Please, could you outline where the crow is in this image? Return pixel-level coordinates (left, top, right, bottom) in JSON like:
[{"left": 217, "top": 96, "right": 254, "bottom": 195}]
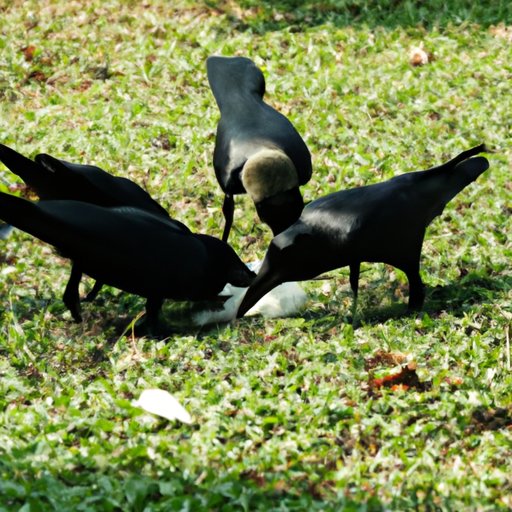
[
  {"left": 0, "top": 143, "right": 178, "bottom": 303},
  {"left": 0, "top": 144, "right": 169, "bottom": 214},
  {"left": 0, "top": 192, "right": 255, "bottom": 332},
  {"left": 236, "top": 145, "right": 489, "bottom": 319},
  {"left": 206, "top": 56, "right": 312, "bottom": 242}
]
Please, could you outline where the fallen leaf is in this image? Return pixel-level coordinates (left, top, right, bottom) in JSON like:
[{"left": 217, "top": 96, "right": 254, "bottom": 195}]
[
  {"left": 193, "top": 262, "right": 308, "bottom": 325},
  {"left": 444, "top": 376, "right": 464, "bottom": 386},
  {"left": 22, "top": 45, "right": 36, "bottom": 62},
  {"left": 365, "top": 349, "right": 409, "bottom": 370},
  {"left": 490, "top": 23, "right": 512, "bottom": 42},
  {"left": 75, "top": 79, "right": 93, "bottom": 92},
  {"left": 390, "top": 384, "right": 409, "bottom": 391},
  {"left": 133, "top": 389, "right": 192, "bottom": 424},
  {"left": 369, "top": 362, "right": 429, "bottom": 392},
  {"left": 409, "top": 45, "right": 430, "bottom": 66},
  {"left": 25, "top": 70, "right": 47, "bottom": 82}
]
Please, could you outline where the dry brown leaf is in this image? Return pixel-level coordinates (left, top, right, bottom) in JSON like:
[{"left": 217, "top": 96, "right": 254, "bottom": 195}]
[
  {"left": 369, "top": 362, "right": 428, "bottom": 392},
  {"left": 365, "top": 349, "right": 409, "bottom": 370},
  {"left": 490, "top": 23, "right": 512, "bottom": 42},
  {"left": 409, "top": 45, "right": 431, "bottom": 66},
  {"left": 22, "top": 45, "right": 36, "bottom": 62}
]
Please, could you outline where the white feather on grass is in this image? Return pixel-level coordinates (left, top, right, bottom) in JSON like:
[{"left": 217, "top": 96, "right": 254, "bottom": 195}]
[
  {"left": 193, "top": 260, "right": 308, "bottom": 326},
  {"left": 132, "top": 389, "right": 192, "bottom": 424}
]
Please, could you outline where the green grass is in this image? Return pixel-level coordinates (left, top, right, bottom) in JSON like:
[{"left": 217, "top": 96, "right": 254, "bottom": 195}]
[{"left": 0, "top": 1, "right": 511, "bottom": 510}]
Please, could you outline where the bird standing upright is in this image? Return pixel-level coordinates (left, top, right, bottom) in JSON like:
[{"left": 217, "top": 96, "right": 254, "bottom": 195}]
[
  {"left": 207, "top": 56, "right": 312, "bottom": 242},
  {"left": 237, "top": 145, "right": 489, "bottom": 319}
]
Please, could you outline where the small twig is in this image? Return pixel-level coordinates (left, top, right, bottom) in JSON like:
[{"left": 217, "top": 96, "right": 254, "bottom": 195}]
[
  {"left": 310, "top": 275, "right": 335, "bottom": 281},
  {"left": 506, "top": 324, "right": 511, "bottom": 372},
  {"left": 495, "top": 306, "right": 511, "bottom": 372},
  {"left": 115, "top": 310, "right": 145, "bottom": 346}
]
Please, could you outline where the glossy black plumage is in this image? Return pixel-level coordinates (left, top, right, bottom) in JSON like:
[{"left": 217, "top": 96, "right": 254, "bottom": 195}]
[
  {"left": 207, "top": 56, "right": 312, "bottom": 241},
  {"left": 0, "top": 193, "right": 255, "bottom": 331},
  {"left": 0, "top": 143, "right": 177, "bottom": 304},
  {"left": 0, "top": 143, "right": 169, "bottom": 215},
  {"left": 237, "top": 145, "right": 489, "bottom": 319}
]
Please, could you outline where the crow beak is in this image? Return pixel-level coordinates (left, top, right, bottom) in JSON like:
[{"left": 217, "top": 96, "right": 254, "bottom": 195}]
[{"left": 236, "top": 257, "right": 284, "bottom": 318}]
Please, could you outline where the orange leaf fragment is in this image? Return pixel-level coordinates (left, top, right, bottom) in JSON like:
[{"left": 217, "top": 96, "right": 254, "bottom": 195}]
[
  {"left": 409, "top": 45, "right": 430, "bottom": 66},
  {"left": 22, "top": 45, "right": 36, "bottom": 62},
  {"left": 369, "top": 362, "right": 428, "bottom": 391}
]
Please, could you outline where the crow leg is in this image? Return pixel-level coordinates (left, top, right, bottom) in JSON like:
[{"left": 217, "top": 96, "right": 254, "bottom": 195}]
[
  {"left": 349, "top": 262, "right": 360, "bottom": 324},
  {"left": 403, "top": 262, "right": 425, "bottom": 310},
  {"left": 144, "top": 297, "right": 164, "bottom": 335},
  {"left": 63, "top": 263, "right": 83, "bottom": 323},
  {"left": 84, "top": 280, "right": 103, "bottom": 302},
  {"left": 221, "top": 194, "right": 234, "bottom": 243}
]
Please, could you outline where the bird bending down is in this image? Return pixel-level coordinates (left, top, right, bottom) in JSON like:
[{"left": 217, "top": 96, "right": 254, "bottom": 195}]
[
  {"left": 0, "top": 193, "right": 255, "bottom": 333},
  {"left": 237, "top": 145, "right": 489, "bottom": 319},
  {"left": 0, "top": 143, "right": 176, "bottom": 305},
  {"left": 206, "top": 56, "right": 312, "bottom": 242}
]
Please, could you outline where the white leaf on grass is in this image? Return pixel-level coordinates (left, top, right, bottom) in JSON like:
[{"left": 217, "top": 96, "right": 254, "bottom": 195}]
[
  {"left": 245, "top": 280, "right": 308, "bottom": 318},
  {"left": 133, "top": 389, "right": 192, "bottom": 424},
  {"left": 193, "top": 260, "right": 308, "bottom": 326}
]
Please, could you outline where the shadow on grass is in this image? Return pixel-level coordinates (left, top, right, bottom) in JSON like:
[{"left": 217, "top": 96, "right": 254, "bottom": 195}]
[
  {"left": 98, "top": 303, "right": 229, "bottom": 342},
  {"left": 4, "top": 269, "right": 509, "bottom": 345},
  {"left": 297, "top": 268, "right": 511, "bottom": 328},
  {"left": 207, "top": 0, "right": 511, "bottom": 33},
  {"left": 427, "top": 271, "right": 512, "bottom": 310},
  {"left": 358, "top": 270, "right": 511, "bottom": 326}
]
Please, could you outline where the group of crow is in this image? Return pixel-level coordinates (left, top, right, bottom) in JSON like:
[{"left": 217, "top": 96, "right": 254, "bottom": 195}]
[{"left": 0, "top": 56, "right": 489, "bottom": 334}]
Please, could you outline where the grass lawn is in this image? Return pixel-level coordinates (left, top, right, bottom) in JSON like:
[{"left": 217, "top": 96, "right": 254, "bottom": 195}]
[{"left": 0, "top": 1, "right": 511, "bottom": 510}]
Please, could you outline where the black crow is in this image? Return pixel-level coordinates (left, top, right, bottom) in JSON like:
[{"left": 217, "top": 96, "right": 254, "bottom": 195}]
[
  {"left": 0, "top": 193, "right": 255, "bottom": 332},
  {"left": 0, "top": 143, "right": 178, "bottom": 303},
  {"left": 0, "top": 143, "right": 169, "bottom": 215},
  {"left": 206, "top": 56, "right": 312, "bottom": 242},
  {"left": 237, "top": 145, "right": 489, "bottom": 319}
]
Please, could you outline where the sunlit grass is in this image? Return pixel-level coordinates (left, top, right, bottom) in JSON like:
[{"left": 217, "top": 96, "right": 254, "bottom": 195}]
[{"left": 0, "top": 1, "right": 511, "bottom": 510}]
